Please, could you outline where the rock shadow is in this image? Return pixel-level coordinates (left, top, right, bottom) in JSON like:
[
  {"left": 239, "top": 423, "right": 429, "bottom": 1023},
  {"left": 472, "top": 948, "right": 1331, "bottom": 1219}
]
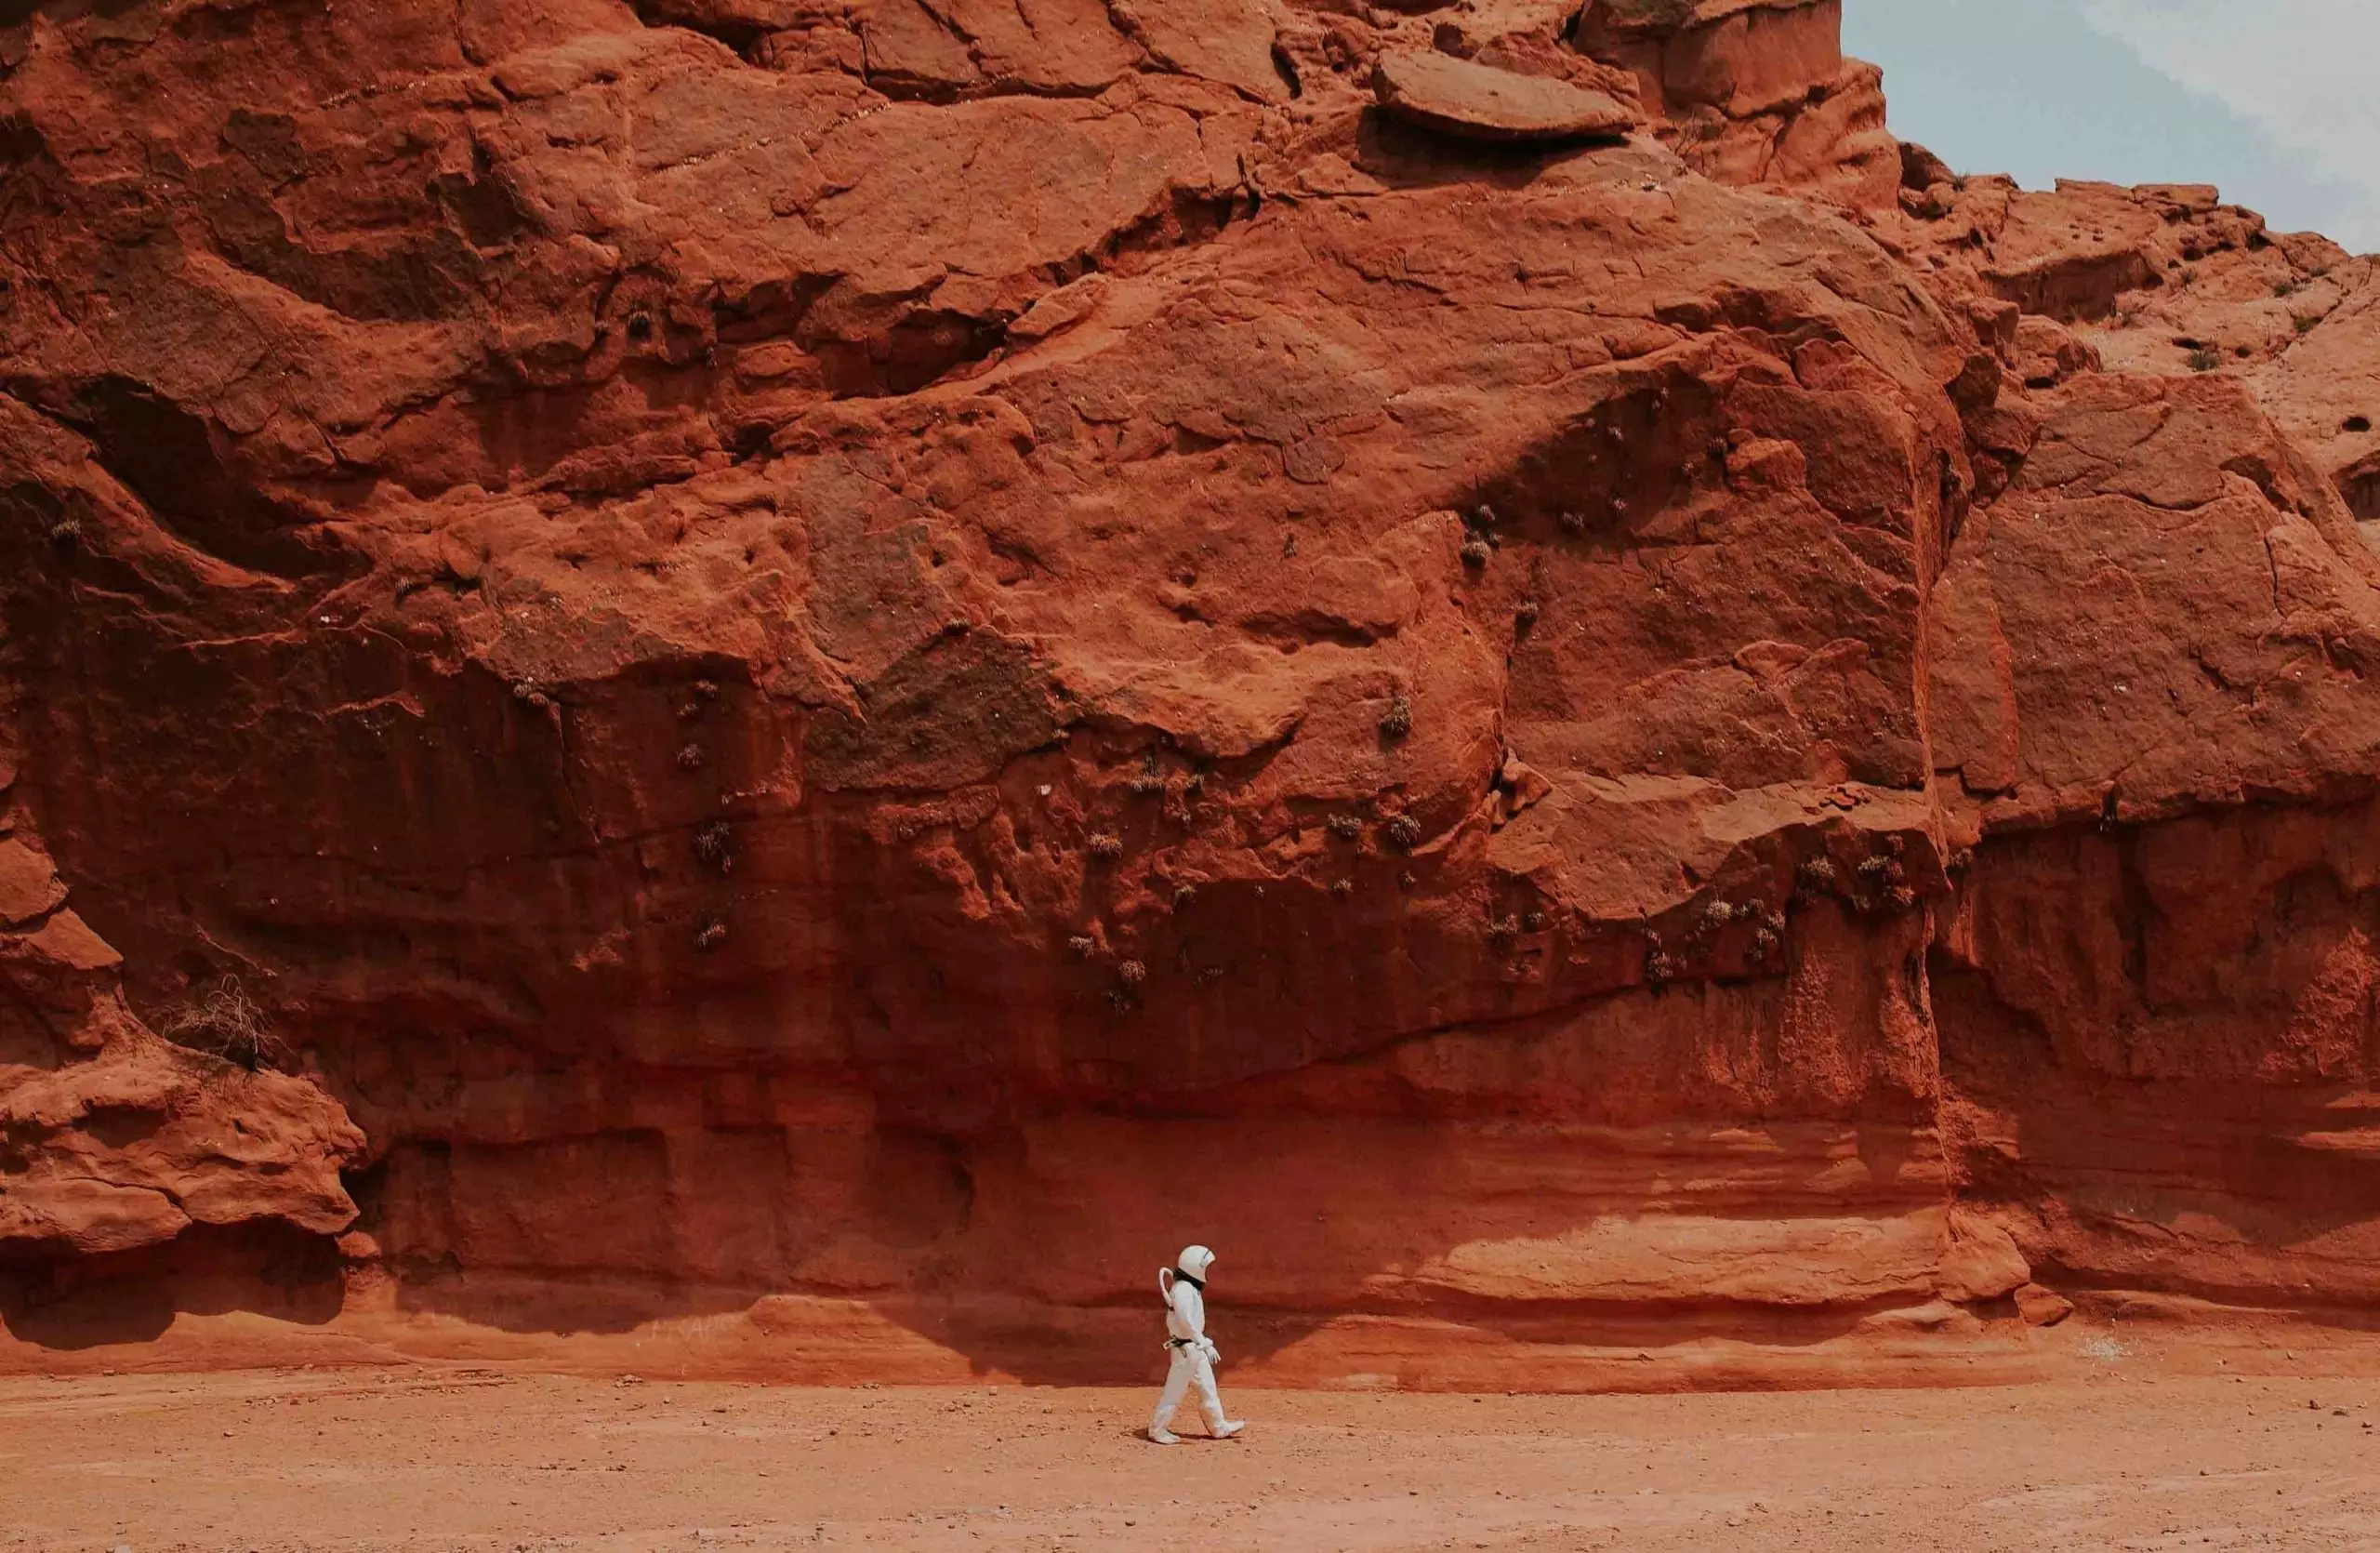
[{"left": 0, "top": 1220, "right": 345, "bottom": 1351}]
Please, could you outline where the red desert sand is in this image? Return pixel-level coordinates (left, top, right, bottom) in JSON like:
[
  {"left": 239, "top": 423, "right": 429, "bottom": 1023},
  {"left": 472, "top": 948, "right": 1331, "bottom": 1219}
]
[{"left": 13, "top": 1358, "right": 2380, "bottom": 1551}]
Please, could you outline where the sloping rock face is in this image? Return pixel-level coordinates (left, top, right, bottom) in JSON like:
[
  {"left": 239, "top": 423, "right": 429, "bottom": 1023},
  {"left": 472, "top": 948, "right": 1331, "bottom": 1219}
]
[{"left": 4, "top": 0, "right": 2379, "bottom": 1383}]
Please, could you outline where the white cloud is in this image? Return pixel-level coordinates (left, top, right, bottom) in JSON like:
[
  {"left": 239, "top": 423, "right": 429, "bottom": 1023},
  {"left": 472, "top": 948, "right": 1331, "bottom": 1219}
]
[{"left": 2079, "top": 0, "right": 2380, "bottom": 248}]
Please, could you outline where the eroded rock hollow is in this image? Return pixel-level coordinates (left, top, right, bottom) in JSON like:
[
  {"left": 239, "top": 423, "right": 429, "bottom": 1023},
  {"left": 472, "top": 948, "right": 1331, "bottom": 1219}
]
[{"left": 5, "top": 0, "right": 2380, "bottom": 1385}]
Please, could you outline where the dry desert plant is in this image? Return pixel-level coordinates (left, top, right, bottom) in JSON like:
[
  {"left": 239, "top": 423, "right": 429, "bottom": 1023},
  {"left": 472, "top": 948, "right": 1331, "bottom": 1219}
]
[{"left": 159, "top": 976, "right": 291, "bottom": 1071}]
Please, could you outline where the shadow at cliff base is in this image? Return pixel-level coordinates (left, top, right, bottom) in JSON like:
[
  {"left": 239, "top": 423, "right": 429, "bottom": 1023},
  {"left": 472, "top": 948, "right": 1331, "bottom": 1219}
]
[
  {"left": 1353, "top": 109, "right": 1637, "bottom": 194},
  {"left": 385, "top": 1266, "right": 779, "bottom": 1338},
  {"left": 1936, "top": 955, "right": 2380, "bottom": 1312},
  {"left": 357, "top": 1275, "right": 1918, "bottom": 1387},
  {"left": 0, "top": 1222, "right": 345, "bottom": 1351},
  {"left": 910, "top": 1294, "right": 1916, "bottom": 1387},
  {"left": 359, "top": 1105, "right": 1953, "bottom": 1384}
]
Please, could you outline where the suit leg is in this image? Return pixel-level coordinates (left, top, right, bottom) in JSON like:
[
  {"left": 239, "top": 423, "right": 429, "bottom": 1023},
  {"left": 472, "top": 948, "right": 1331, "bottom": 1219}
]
[{"left": 1151, "top": 1349, "right": 1192, "bottom": 1434}]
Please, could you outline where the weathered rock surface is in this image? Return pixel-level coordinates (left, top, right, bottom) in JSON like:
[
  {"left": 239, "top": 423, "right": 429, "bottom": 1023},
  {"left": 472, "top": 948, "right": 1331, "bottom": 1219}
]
[
  {"left": 1573, "top": 0, "right": 1897, "bottom": 207},
  {"left": 1372, "top": 50, "right": 1637, "bottom": 141},
  {"left": 1935, "top": 1212, "right": 2029, "bottom": 1304},
  {"left": 0, "top": 826, "right": 364, "bottom": 1263},
  {"left": 3, "top": 0, "right": 2378, "bottom": 1384},
  {"left": 2014, "top": 1282, "right": 2073, "bottom": 1328}
]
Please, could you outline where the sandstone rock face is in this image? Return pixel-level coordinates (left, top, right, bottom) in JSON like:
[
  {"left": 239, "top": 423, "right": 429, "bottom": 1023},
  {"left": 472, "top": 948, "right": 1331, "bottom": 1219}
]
[
  {"left": 0, "top": 826, "right": 364, "bottom": 1265},
  {"left": 1934, "top": 1212, "right": 2028, "bottom": 1304},
  {"left": 1573, "top": 0, "right": 1897, "bottom": 208},
  {"left": 1372, "top": 50, "right": 1637, "bottom": 141},
  {"left": 3, "top": 0, "right": 2377, "bottom": 1384},
  {"left": 2013, "top": 1282, "right": 2073, "bottom": 1328}
]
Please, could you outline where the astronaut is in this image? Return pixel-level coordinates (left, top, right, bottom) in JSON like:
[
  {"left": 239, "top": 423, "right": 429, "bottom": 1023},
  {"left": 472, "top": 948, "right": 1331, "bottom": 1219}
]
[{"left": 1149, "top": 1243, "right": 1246, "bottom": 1444}]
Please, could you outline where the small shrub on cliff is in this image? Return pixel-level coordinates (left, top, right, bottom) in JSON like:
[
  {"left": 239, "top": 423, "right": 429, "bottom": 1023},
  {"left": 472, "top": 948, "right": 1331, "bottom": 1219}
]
[
  {"left": 677, "top": 743, "right": 707, "bottom": 770},
  {"left": 1380, "top": 695, "right": 1413, "bottom": 742},
  {"left": 1459, "top": 538, "right": 1492, "bottom": 569},
  {"left": 1117, "top": 959, "right": 1147, "bottom": 987},
  {"left": 1086, "top": 831, "right": 1124, "bottom": 860},
  {"left": 693, "top": 820, "right": 733, "bottom": 869},
  {"left": 47, "top": 515, "right": 83, "bottom": 546},
  {"left": 1329, "top": 877, "right": 1354, "bottom": 898},
  {"left": 1796, "top": 856, "right": 1837, "bottom": 892},
  {"left": 1326, "top": 813, "right": 1363, "bottom": 842},
  {"left": 1068, "top": 935, "right": 1096, "bottom": 958},
  {"left": 2188, "top": 348, "right": 2221, "bottom": 373},
  {"left": 159, "top": 977, "right": 290, "bottom": 1072},
  {"left": 1385, "top": 814, "right": 1422, "bottom": 851},
  {"left": 694, "top": 917, "right": 728, "bottom": 951}
]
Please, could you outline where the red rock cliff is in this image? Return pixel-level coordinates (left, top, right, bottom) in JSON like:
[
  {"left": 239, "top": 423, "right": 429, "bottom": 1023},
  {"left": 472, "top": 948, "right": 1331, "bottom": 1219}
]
[{"left": 4, "top": 0, "right": 2379, "bottom": 1384}]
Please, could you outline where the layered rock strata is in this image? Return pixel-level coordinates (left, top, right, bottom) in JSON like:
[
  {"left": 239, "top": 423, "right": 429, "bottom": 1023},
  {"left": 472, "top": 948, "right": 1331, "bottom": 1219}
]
[{"left": 3, "top": 0, "right": 2378, "bottom": 1384}]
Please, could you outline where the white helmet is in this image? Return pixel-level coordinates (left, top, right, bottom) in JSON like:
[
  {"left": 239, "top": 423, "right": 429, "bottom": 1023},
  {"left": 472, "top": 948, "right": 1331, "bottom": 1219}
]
[{"left": 1177, "top": 1244, "right": 1216, "bottom": 1281}]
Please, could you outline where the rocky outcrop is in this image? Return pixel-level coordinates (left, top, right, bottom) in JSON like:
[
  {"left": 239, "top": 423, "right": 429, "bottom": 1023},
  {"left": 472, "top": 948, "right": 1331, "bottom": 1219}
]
[
  {"left": 4, "top": 0, "right": 2380, "bottom": 1385},
  {"left": 1869, "top": 153, "right": 2380, "bottom": 1328},
  {"left": 1876, "top": 166, "right": 2380, "bottom": 524},
  {"left": 0, "top": 817, "right": 363, "bottom": 1263},
  {"left": 1372, "top": 50, "right": 1637, "bottom": 141},
  {"left": 1571, "top": 0, "right": 1898, "bottom": 207}
]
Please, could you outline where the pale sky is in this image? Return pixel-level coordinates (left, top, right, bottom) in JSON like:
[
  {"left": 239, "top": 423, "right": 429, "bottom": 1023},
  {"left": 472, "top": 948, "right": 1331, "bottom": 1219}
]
[{"left": 1844, "top": 0, "right": 2380, "bottom": 253}]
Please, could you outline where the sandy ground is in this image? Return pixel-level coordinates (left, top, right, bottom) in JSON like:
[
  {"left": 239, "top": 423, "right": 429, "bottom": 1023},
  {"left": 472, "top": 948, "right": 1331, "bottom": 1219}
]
[{"left": 6, "top": 1365, "right": 2380, "bottom": 1551}]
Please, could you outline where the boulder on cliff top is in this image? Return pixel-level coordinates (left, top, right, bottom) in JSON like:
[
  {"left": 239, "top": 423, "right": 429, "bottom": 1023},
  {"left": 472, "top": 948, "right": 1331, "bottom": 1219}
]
[
  {"left": 1372, "top": 50, "right": 1640, "bottom": 142},
  {"left": 1581, "top": 0, "right": 1810, "bottom": 30}
]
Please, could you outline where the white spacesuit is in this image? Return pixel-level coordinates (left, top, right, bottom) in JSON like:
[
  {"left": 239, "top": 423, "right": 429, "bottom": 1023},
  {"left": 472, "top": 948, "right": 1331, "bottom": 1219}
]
[{"left": 1149, "top": 1243, "right": 1246, "bottom": 1444}]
